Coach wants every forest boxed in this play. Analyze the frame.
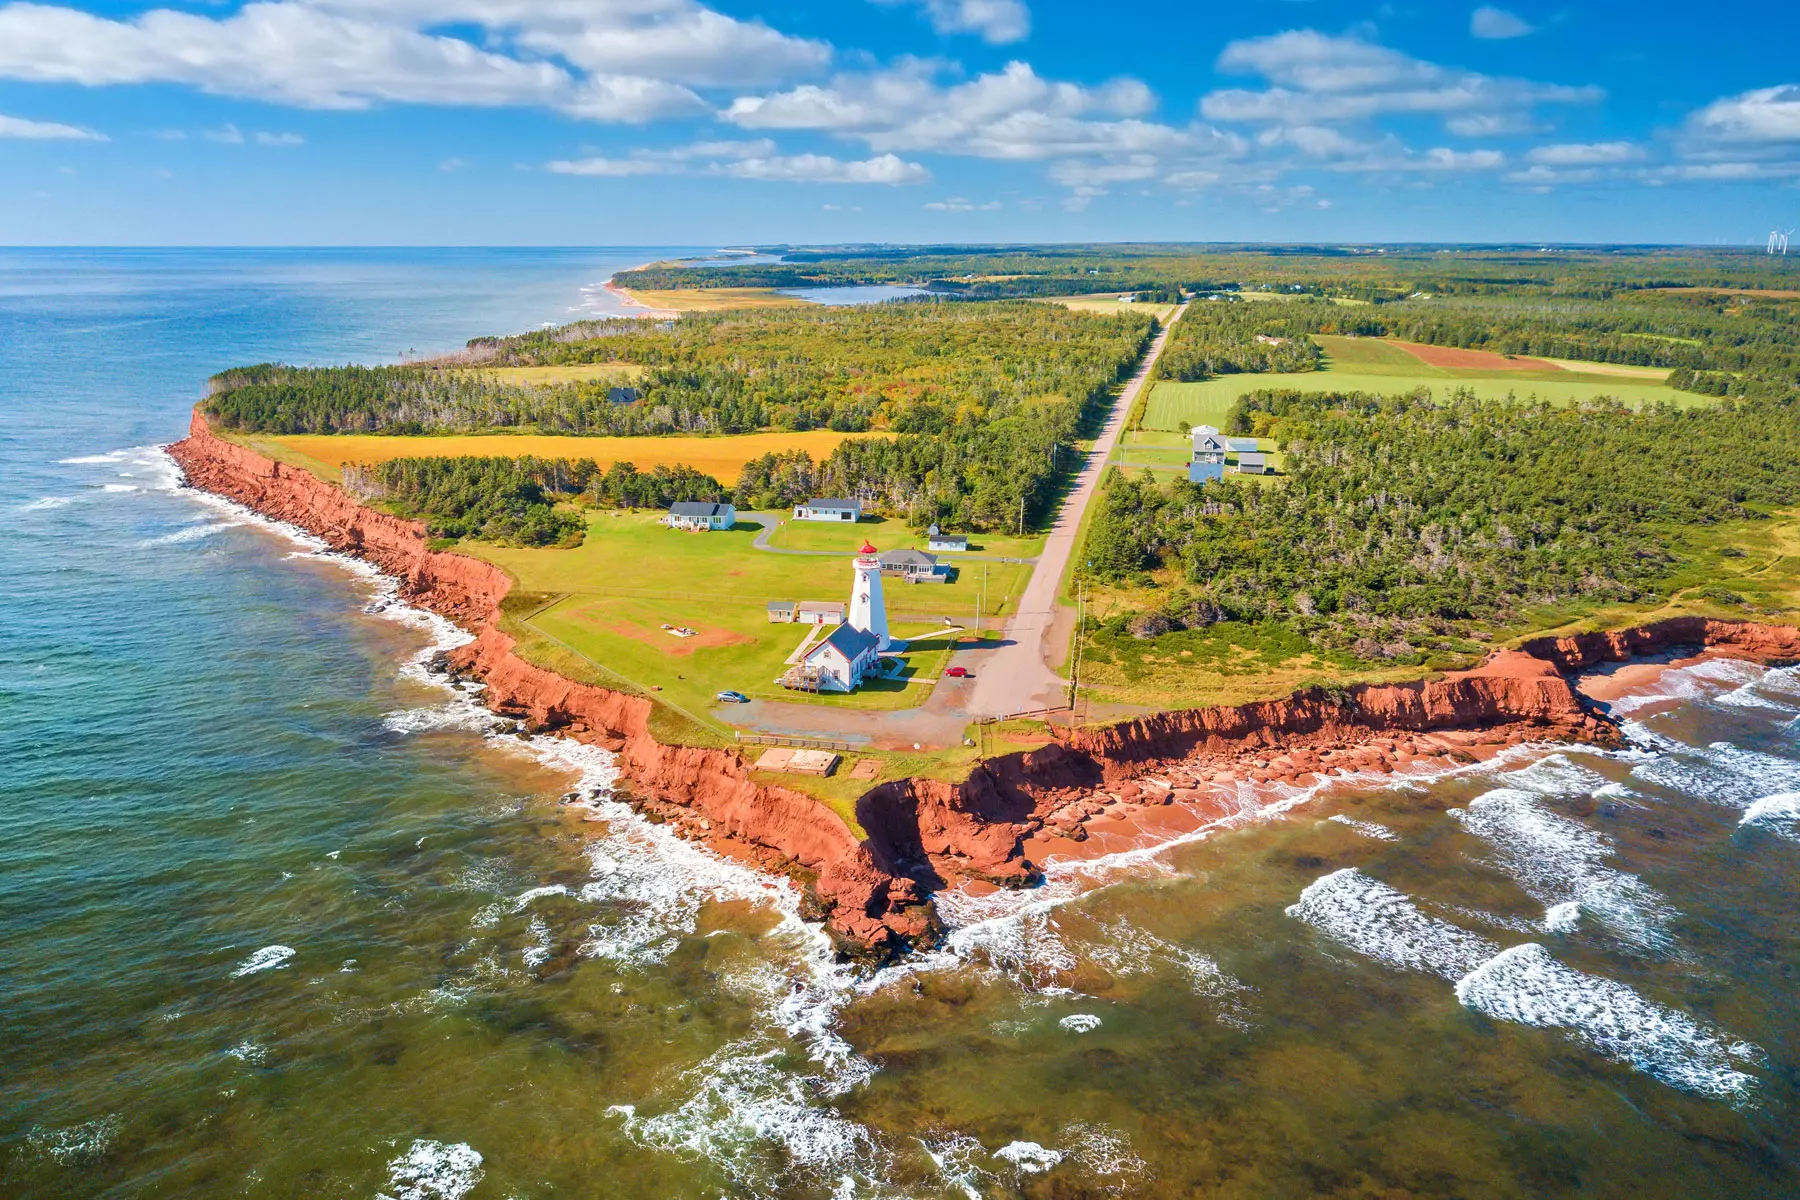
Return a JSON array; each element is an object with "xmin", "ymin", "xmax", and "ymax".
[
  {"xmin": 1152, "ymin": 300, "xmax": 1324, "ymax": 381},
  {"xmin": 617, "ymin": 243, "xmax": 1800, "ymax": 299},
  {"xmin": 208, "ymin": 302, "xmax": 1156, "ymax": 534},
  {"xmin": 1084, "ymin": 388, "xmax": 1800, "ymax": 659},
  {"xmin": 344, "ymin": 456, "xmax": 729, "ymax": 545}
]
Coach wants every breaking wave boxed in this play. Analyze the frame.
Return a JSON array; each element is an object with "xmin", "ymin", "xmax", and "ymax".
[{"xmin": 1455, "ymin": 944, "xmax": 1762, "ymax": 1103}]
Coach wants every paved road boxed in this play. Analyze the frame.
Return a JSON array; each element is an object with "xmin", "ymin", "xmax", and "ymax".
[{"xmin": 962, "ymin": 302, "xmax": 1187, "ymax": 719}]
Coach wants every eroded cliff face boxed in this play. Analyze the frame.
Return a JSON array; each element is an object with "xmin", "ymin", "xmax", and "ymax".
[
  {"xmin": 1519, "ymin": 618, "xmax": 1800, "ymax": 674},
  {"xmin": 168, "ymin": 409, "xmax": 1800, "ymax": 960}
]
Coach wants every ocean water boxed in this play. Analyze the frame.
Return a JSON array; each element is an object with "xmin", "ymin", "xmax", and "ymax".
[{"xmin": 4, "ymin": 250, "xmax": 1799, "ymax": 1199}]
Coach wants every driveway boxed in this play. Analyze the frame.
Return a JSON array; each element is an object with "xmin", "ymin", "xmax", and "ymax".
[
  {"xmin": 736, "ymin": 513, "xmax": 1034, "ymax": 564},
  {"xmin": 963, "ymin": 302, "xmax": 1187, "ymax": 719}
]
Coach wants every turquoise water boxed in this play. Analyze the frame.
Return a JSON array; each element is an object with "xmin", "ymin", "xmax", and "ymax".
[{"xmin": 3, "ymin": 250, "xmax": 1799, "ymax": 1198}]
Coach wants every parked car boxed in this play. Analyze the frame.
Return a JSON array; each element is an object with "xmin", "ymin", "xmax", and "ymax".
[
  {"xmin": 944, "ymin": 667, "xmax": 968, "ymax": 678},
  {"xmin": 715, "ymin": 690, "xmax": 750, "ymax": 703}
]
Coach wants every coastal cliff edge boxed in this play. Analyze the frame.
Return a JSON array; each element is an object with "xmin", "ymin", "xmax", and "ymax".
[{"xmin": 168, "ymin": 410, "xmax": 1800, "ymax": 959}]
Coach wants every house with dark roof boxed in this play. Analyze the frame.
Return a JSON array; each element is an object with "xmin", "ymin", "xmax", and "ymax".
[
  {"xmin": 1234, "ymin": 452, "xmax": 1270, "ymax": 475},
  {"xmin": 666, "ymin": 501, "xmax": 736, "ymax": 531},
  {"xmin": 793, "ymin": 624, "xmax": 881, "ymax": 692},
  {"xmin": 1192, "ymin": 425, "xmax": 1230, "ymax": 464},
  {"xmin": 878, "ymin": 547, "xmax": 945, "ymax": 582},
  {"xmin": 766, "ymin": 600, "xmax": 797, "ymax": 623},
  {"xmin": 793, "ymin": 498, "xmax": 862, "ymax": 522}
]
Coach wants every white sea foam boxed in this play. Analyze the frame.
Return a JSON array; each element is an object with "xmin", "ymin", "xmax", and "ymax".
[
  {"xmin": 230, "ymin": 944, "xmax": 295, "ymax": 977},
  {"xmin": 1543, "ymin": 902, "xmax": 1582, "ymax": 933},
  {"xmin": 23, "ymin": 1115, "xmax": 121, "ymax": 1166},
  {"xmin": 1607, "ymin": 658, "xmax": 1775, "ymax": 716},
  {"xmin": 1330, "ymin": 813, "xmax": 1399, "ymax": 841},
  {"xmin": 59, "ymin": 452, "xmax": 129, "ymax": 464},
  {"xmin": 378, "ymin": 1140, "xmax": 484, "ymax": 1200},
  {"xmin": 1632, "ymin": 740, "xmax": 1800, "ymax": 809},
  {"xmin": 995, "ymin": 1141, "xmax": 1064, "ymax": 1173},
  {"xmin": 1738, "ymin": 792, "xmax": 1800, "ymax": 841},
  {"xmin": 18, "ymin": 495, "xmax": 75, "ymax": 511},
  {"xmin": 1083, "ymin": 916, "xmax": 1255, "ymax": 1028},
  {"xmin": 138, "ymin": 519, "xmax": 231, "ymax": 547},
  {"xmin": 1287, "ymin": 869, "xmax": 1501, "ymax": 979},
  {"xmin": 1454, "ymin": 943, "xmax": 1762, "ymax": 1103},
  {"xmin": 1448, "ymin": 785, "xmax": 1678, "ymax": 954},
  {"xmin": 1059, "ymin": 1013, "xmax": 1102, "ymax": 1033},
  {"xmin": 610, "ymin": 1038, "xmax": 886, "ymax": 1189},
  {"xmin": 226, "ymin": 1040, "xmax": 268, "ymax": 1065}
]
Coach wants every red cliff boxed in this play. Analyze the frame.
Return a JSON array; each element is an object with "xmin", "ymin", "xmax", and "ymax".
[{"xmin": 168, "ymin": 410, "xmax": 1800, "ymax": 959}]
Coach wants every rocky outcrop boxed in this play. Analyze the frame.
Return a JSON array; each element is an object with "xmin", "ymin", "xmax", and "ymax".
[
  {"xmin": 168, "ymin": 408, "xmax": 1800, "ymax": 960},
  {"xmin": 1519, "ymin": 617, "xmax": 1800, "ymax": 674},
  {"xmin": 1059, "ymin": 649, "xmax": 1611, "ymax": 775},
  {"xmin": 167, "ymin": 413, "xmax": 507, "ymax": 626}
]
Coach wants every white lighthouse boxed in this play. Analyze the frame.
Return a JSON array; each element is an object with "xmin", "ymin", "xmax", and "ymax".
[{"xmin": 847, "ymin": 540, "xmax": 897, "ymax": 651}]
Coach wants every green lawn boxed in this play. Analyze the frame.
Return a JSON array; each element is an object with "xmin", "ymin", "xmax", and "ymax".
[
  {"xmin": 1141, "ymin": 336, "xmax": 1708, "ymax": 432},
  {"xmin": 460, "ymin": 511, "xmax": 1031, "ymax": 723},
  {"xmin": 764, "ymin": 513, "xmax": 1045, "ymax": 560}
]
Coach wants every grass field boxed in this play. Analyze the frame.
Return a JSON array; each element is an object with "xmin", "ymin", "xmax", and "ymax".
[
  {"xmin": 454, "ymin": 363, "xmax": 645, "ymax": 386},
  {"xmin": 625, "ymin": 287, "xmax": 811, "ymax": 312},
  {"xmin": 1040, "ymin": 294, "xmax": 1180, "ymax": 323},
  {"xmin": 764, "ymin": 514, "xmax": 1045, "ymax": 560},
  {"xmin": 462, "ymin": 511, "xmax": 1032, "ymax": 723},
  {"xmin": 257, "ymin": 430, "xmax": 876, "ymax": 482},
  {"xmin": 1073, "ymin": 510, "xmax": 1800, "ymax": 711},
  {"xmin": 1140, "ymin": 335, "xmax": 1704, "ymax": 431}
]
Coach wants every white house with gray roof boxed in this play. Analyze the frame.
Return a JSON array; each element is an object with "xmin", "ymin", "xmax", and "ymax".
[
  {"xmin": 665, "ymin": 501, "xmax": 735, "ymax": 531},
  {"xmin": 793, "ymin": 498, "xmax": 862, "ymax": 522}
]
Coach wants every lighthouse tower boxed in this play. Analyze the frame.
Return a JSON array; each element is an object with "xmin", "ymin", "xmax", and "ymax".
[{"xmin": 847, "ymin": 540, "xmax": 897, "ymax": 651}]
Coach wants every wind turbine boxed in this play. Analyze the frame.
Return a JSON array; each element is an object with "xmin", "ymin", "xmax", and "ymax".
[{"xmin": 1770, "ymin": 228, "xmax": 1794, "ymax": 255}]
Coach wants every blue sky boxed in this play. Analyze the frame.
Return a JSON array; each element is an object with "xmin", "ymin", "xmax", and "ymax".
[{"xmin": 1, "ymin": 0, "xmax": 1797, "ymax": 245}]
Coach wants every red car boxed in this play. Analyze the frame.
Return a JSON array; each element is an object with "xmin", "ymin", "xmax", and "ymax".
[{"xmin": 945, "ymin": 666, "xmax": 968, "ymax": 678}]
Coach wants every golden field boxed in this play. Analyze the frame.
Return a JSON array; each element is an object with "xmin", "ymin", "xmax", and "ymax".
[
  {"xmin": 452, "ymin": 363, "xmax": 646, "ymax": 386},
  {"xmin": 256, "ymin": 430, "xmax": 878, "ymax": 482}
]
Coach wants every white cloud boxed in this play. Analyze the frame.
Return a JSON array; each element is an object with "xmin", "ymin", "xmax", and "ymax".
[
  {"xmin": 256, "ymin": 130, "xmax": 304, "ymax": 145},
  {"xmin": 922, "ymin": 195, "xmax": 1002, "ymax": 210},
  {"xmin": 546, "ymin": 155, "xmax": 675, "ymax": 176},
  {"xmin": 439, "ymin": 156, "xmax": 468, "ymax": 171},
  {"xmin": 1683, "ymin": 84, "xmax": 1800, "ymax": 149},
  {"xmin": 0, "ymin": 0, "xmax": 819, "ymax": 121},
  {"xmin": 1527, "ymin": 141, "xmax": 1640, "ymax": 165},
  {"xmin": 1470, "ymin": 6, "xmax": 1534, "ymax": 39},
  {"xmin": 0, "ymin": 111, "xmax": 104, "ymax": 139},
  {"xmin": 1203, "ymin": 29, "xmax": 1598, "ymax": 129},
  {"xmin": 1046, "ymin": 155, "xmax": 1157, "ymax": 187},
  {"xmin": 876, "ymin": 0, "xmax": 1030, "ymax": 45},
  {"xmin": 725, "ymin": 60, "xmax": 1168, "ymax": 160},
  {"xmin": 205, "ymin": 123, "xmax": 244, "ymax": 144},
  {"xmin": 546, "ymin": 140, "xmax": 923, "ymax": 184},
  {"xmin": 720, "ymin": 151, "xmax": 929, "ymax": 184}
]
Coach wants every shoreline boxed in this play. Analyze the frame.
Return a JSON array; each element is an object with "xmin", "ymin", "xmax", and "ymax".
[{"xmin": 165, "ymin": 407, "xmax": 1800, "ymax": 961}]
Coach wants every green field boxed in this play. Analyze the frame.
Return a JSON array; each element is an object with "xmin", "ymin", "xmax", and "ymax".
[
  {"xmin": 764, "ymin": 514, "xmax": 1044, "ymax": 559},
  {"xmin": 1141, "ymin": 335, "xmax": 1704, "ymax": 432},
  {"xmin": 463, "ymin": 511, "xmax": 1031, "ymax": 724}
]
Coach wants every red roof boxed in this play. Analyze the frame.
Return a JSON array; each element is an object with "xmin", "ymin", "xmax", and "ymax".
[{"xmin": 859, "ymin": 540, "xmax": 878, "ymax": 555}]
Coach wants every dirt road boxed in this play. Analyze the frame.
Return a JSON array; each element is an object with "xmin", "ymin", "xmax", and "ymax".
[{"xmin": 961, "ymin": 302, "xmax": 1186, "ymax": 718}]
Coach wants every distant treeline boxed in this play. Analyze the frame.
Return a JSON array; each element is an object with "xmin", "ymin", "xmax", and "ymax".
[
  {"xmin": 208, "ymin": 302, "xmax": 1154, "ymax": 534},
  {"xmin": 1153, "ymin": 301, "xmax": 1323, "ymax": 382},
  {"xmin": 346, "ymin": 456, "xmax": 729, "ymax": 545},
  {"xmin": 616, "ymin": 243, "xmax": 1800, "ymax": 300},
  {"xmin": 1085, "ymin": 388, "xmax": 1800, "ymax": 657}
]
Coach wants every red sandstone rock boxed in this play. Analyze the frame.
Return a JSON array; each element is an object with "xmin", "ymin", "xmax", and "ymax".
[{"xmin": 168, "ymin": 407, "xmax": 1800, "ymax": 960}]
